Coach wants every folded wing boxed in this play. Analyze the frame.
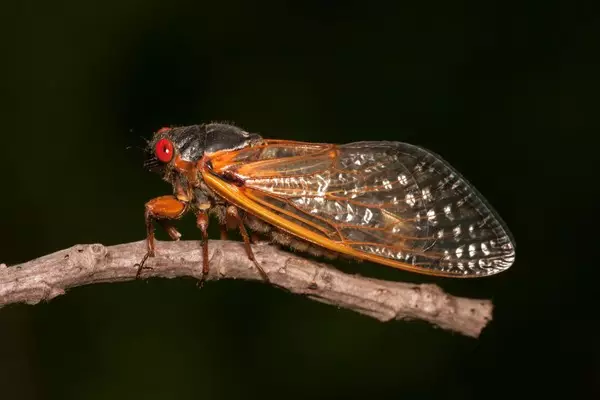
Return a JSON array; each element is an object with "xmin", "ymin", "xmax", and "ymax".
[{"xmin": 207, "ymin": 140, "xmax": 516, "ymax": 277}]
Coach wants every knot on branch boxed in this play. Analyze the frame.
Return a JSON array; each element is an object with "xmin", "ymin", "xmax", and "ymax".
[
  {"xmin": 407, "ymin": 284, "xmax": 454, "ymax": 317},
  {"xmin": 63, "ymin": 244, "xmax": 107, "ymax": 270}
]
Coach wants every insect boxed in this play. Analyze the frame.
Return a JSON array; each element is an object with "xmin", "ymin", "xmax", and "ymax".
[{"xmin": 137, "ymin": 122, "xmax": 515, "ymax": 283}]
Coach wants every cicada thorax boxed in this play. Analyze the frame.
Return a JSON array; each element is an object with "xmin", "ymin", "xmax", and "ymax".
[{"xmin": 151, "ymin": 123, "xmax": 264, "ymax": 206}]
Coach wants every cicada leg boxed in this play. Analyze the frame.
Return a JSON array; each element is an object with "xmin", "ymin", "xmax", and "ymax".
[
  {"xmin": 195, "ymin": 209, "xmax": 211, "ymax": 287},
  {"xmin": 136, "ymin": 195, "xmax": 188, "ymax": 279},
  {"xmin": 226, "ymin": 205, "xmax": 270, "ymax": 283}
]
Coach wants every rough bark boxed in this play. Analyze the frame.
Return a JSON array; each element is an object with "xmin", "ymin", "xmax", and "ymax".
[{"xmin": 0, "ymin": 240, "xmax": 493, "ymax": 338}]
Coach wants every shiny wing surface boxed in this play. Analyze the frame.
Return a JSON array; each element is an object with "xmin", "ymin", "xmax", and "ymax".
[{"xmin": 207, "ymin": 140, "xmax": 516, "ymax": 277}]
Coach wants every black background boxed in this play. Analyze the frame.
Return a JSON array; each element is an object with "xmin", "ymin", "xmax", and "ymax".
[{"xmin": 2, "ymin": 1, "xmax": 598, "ymax": 399}]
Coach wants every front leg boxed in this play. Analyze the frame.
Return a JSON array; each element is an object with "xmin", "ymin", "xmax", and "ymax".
[{"xmin": 137, "ymin": 195, "xmax": 188, "ymax": 279}]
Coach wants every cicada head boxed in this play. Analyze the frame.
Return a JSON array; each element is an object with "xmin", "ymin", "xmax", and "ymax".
[{"xmin": 144, "ymin": 123, "xmax": 263, "ymax": 182}]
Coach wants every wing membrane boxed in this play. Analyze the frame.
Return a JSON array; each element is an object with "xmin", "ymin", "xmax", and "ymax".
[{"xmin": 206, "ymin": 140, "xmax": 515, "ymax": 277}]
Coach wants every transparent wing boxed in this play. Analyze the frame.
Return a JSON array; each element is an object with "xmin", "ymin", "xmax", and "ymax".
[{"xmin": 208, "ymin": 140, "xmax": 516, "ymax": 277}]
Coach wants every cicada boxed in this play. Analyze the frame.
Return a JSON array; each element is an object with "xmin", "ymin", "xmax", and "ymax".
[{"xmin": 138, "ymin": 122, "xmax": 515, "ymax": 283}]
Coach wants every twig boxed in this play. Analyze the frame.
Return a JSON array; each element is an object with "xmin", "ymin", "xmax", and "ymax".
[{"xmin": 0, "ymin": 240, "xmax": 493, "ymax": 338}]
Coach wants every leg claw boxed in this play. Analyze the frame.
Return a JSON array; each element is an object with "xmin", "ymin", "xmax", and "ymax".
[{"xmin": 135, "ymin": 251, "xmax": 154, "ymax": 279}]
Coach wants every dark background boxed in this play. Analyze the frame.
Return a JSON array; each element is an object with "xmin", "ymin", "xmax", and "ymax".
[{"xmin": 2, "ymin": 1, "xmax": 598, "ymax": 399}]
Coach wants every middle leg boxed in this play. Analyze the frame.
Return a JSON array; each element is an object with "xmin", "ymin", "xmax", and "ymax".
[
  {"xmin": 226, "ymin": 205, "xmax": 270, "ymax": 283},
  {"xmin": 195, "ymin": 209, "xmax": 211, "ymax": 287}
]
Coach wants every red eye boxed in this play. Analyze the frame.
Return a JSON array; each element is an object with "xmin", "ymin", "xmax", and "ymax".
[{"xmin": 155, "ymin": 138, "xmax": 174, "ymax": 163}]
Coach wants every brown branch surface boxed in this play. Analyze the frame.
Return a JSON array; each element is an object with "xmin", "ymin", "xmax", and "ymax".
[{"xmin": 0, "ymin": 240, "xmax": 493, "ymax": 338}]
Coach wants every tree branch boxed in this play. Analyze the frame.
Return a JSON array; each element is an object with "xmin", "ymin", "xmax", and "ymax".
[{"xmin": 0, "ymin": 240, "xmax": 493, "ymax": 338}]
